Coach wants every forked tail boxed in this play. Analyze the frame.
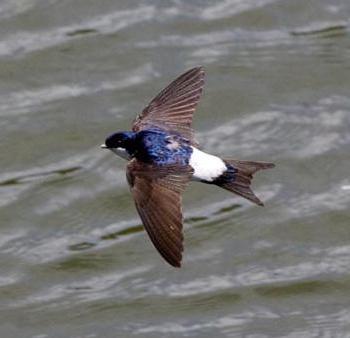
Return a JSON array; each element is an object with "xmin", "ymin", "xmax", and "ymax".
[{"xmin": 217, "ymin": 159, "xmax": 275, "ymax": 206}]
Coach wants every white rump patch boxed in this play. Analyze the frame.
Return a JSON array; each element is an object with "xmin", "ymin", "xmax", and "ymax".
[{"xmin": 189, "ymin": 147, "xmax": 226, "ymax": 182}]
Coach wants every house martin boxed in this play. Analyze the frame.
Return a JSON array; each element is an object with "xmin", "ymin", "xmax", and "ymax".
[{"xmin": 102, "ymin": 67, "xmax": 275, "ymax": 267}]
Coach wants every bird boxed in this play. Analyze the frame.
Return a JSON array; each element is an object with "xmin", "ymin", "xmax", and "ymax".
[{"xmin": 101, "ymin": 66, "xmax": 275, "ymax": 268}]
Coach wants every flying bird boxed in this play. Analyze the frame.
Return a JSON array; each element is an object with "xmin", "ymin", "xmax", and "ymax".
[{"xmin": 102, "ymin": 67, "xmax": 274, "ymax": 267}]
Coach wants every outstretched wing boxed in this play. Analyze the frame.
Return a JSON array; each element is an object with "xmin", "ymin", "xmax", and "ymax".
[
  {"xmin": 132, "ymin": 67, "xmax": 205, "ymax": 145},
  {"xmin": 126, "ymin": 159, "xmax": 193, "ymax": 267}
]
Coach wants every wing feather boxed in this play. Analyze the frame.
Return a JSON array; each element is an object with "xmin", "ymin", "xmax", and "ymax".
[
  {"xmin": 132, "ymin": 67, "xmax": 205, "ymax": 145},
  {"xmin": 126, "ymin": 160, "xmax": 193, "ymax": 267}
]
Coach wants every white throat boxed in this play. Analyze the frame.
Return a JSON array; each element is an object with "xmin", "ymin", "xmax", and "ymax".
[{"xmin": 110, "ymin": 147, "xmax": 131, "ymax": 160}]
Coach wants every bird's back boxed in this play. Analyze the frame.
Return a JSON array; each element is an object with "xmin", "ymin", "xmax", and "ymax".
[{"xmin": 133, "ymin": 129, "xmax": 193, "ymax": 166}]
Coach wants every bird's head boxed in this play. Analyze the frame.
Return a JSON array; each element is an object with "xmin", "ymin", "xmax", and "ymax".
[{"xmin": 101, "ymin": 131, "xmax": 135, "ymax": 160}]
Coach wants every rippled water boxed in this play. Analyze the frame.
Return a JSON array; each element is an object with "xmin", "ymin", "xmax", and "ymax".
[{"xmin": 1, "ymin": 1, "xmax": 350, "ymax": 337}]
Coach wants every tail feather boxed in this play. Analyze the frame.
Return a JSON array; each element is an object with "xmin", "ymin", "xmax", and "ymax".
[{"xmin": 218, "ymin": 159, "xmax": 275, "ymax": 206}]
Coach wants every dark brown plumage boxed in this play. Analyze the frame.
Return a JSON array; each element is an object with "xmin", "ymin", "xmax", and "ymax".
[
  {"xmin": 126, "ymin": 160, "xmax": 193, "ymax": 267},
  {"xmin": 132, "ymin": 67, "xmax": 205, "ymax": 146},
  {"xmin": 221, "ymin": 160, "xmax": 275, "ymax": 206}
]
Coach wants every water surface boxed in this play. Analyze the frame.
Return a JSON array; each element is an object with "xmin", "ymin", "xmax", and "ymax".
[{"xmin": 1, "ymin": 1, "xmax": 350, "ymax": 337}]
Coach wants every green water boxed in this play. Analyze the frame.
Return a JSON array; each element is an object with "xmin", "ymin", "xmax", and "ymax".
[{"xmin": 1, "ymin": 1, "xmax": 350, "ymax": 337}]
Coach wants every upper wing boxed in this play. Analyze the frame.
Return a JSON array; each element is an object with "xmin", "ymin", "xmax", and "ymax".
[
  {"xmin": 132, "ymin": 67, "xmax": 205, "ymax": 145},
  {"xmin": 126, "ymin": 159, "xmax": 193, "ymax": 267}
]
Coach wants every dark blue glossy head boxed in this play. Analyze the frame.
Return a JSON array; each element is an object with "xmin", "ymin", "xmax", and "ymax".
[{"xmin": 104, "ymin": 131, "xmax": 135, "ymax": 149}]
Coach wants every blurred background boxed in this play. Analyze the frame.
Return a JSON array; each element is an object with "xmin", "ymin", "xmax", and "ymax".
[{"xmin": 1, "ymin": 0, "xmax": 350, "ymax": 337}]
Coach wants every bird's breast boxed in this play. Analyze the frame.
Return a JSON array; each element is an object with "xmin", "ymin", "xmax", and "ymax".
[{"xmin": 189, "ymin": 147, "xmax": 227, "ymax": 182}]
